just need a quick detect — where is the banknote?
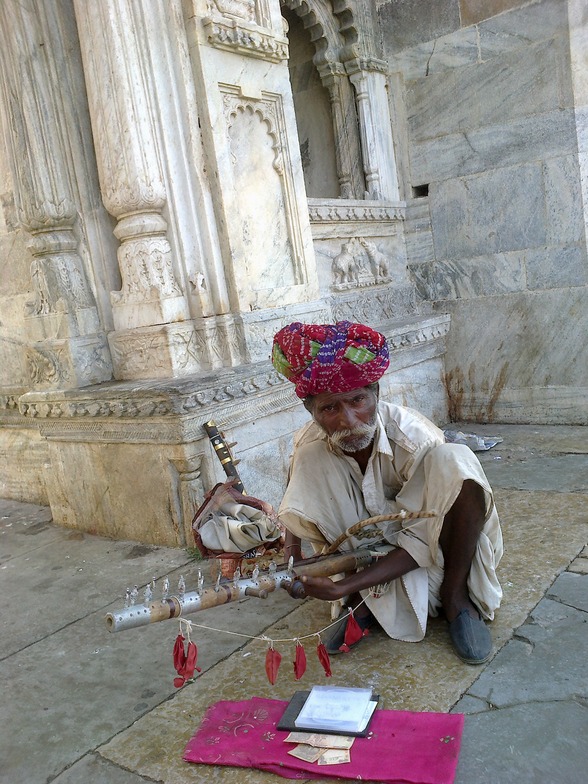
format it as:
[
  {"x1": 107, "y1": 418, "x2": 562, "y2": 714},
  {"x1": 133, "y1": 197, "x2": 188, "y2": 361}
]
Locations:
[
  {"x1": 317, "y1": 748, "x2": 351, "y2": 765},
  {"x1": 284, "y1": 731, "x2": 355, "y2": 749},
  {"x1": 287, "y1": 744, "x2": 323, "y2": 763}
]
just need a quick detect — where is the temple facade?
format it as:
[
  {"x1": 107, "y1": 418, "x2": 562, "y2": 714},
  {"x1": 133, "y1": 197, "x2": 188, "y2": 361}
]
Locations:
[{"x1": 1, "y1": 0, "x2": 586, "y2": 545}]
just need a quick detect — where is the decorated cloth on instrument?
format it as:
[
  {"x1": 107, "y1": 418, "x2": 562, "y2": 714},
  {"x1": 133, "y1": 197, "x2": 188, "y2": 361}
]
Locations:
[
  {"x1": 272, "y1": 321, "x2": 389, "y2": 398},
  {"x1": 183, "y1": 697, "x2": 464, "y2": 783},
  {"x1": 192, "y1": 481, "x2": 283, "y2": 556}
]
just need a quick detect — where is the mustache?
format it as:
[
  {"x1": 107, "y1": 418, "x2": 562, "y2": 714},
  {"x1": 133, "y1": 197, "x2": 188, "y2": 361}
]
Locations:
[{"x1": 327, "y1": 420, "x2": 377, "y2": 450}]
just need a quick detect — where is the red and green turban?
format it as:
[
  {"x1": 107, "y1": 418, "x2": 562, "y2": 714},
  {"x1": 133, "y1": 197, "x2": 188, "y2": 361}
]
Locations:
[{"x1": 272, "y1": 321, "x2": 389, "y2": 399}]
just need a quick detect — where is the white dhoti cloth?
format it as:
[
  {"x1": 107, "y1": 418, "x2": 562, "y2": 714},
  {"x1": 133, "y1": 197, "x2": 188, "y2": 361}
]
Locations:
[{"x1": 279, "y1": 402, "x2": 503, "y2": 642}]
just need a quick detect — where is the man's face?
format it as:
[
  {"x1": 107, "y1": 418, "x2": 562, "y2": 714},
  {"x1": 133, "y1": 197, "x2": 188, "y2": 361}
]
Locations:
[{"x1": 309, "y1": 387, "x2": 378, "y2": 453}]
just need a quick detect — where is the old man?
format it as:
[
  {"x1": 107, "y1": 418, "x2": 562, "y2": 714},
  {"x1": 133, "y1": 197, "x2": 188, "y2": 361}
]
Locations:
[{"x1": 272, "y1": 321, "x2": 503, "y2": 665}]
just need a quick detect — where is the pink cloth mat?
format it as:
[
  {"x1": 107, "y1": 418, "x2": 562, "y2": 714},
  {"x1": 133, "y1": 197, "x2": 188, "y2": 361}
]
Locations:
[{"x1": 183, "y1": 697, "x2": 464, "y2": 783}]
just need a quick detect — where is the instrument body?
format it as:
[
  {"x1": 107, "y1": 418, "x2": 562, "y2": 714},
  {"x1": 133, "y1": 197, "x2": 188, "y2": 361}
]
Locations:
[{"x1": 105, "y1": 549, "x2": 376, "y2": 633}]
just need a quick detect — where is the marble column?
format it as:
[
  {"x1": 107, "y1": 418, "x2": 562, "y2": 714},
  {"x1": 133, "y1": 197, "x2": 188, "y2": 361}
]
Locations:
[
  {"x1": 0, "y1": 0, "x2": 113, "y2": 390},
  {"x1": 319, "y1": 63, "x2": 366, "y2": 199},
  {"x1": 74, "y1": 0, "x2": 204, "y2": 380},
  {"x1": 348, "y1": 61, "x2": 400, "y2": 202}
]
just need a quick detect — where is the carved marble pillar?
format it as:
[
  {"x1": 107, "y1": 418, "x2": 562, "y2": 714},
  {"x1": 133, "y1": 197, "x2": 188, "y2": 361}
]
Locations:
[
  {"x1": 348, "y1": 61, "x2": 400, "y2": 202},
  {"x1": 0, "y1": 0, "x2": 113, "y2": 390},
  {"x1": 184, "y1": 0, "x2": 322, "y2": 361},
  {"x1": 74, "y1": 0, "x2": 203, "y2": 380},
  {"x1": 319, "y1": 64, "x2": 365, "y2": 199}
]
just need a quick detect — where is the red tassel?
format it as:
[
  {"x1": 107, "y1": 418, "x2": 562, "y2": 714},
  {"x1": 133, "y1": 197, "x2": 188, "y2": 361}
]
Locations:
[
  {"x1": 173, "y1": 634, "x2": 201, "y2": 688},
  {"x1": 173, "y1": 634, "x2": 186, "y2": 673},
  {"x1": 316, "y1": 641, "x2": 332, "y2": 677},
  {"x1": 339, "y1": 609, "x2": 369, "y2": 653},
  {"x1": 182, "y1": 641, "x2": 202, "y2": 681},
  {"x1": 293, "y1": 642, "x2": 307, "y2": 680},
  {"x1": 265, "y1": 646, "x2": 282, "y2": 685}
]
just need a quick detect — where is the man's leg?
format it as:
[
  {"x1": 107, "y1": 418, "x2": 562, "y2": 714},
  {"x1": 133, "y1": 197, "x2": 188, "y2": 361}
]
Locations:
[{"x1": 438, "y1": 479, "x2": 492, "y2": 663}]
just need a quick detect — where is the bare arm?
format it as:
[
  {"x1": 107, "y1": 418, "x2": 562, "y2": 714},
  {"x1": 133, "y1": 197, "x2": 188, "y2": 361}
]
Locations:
[
  {"x1": 299, "y1": 547, "x2": 419, "y2": 601},
  {"x1": 283, "y1": 529, "x2": 303, "y2": 563}
]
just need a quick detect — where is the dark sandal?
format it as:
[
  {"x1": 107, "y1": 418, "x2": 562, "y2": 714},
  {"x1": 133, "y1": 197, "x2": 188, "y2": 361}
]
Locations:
[{"x1": 448, "y1": 609, "x2": 492, "y2": 665}]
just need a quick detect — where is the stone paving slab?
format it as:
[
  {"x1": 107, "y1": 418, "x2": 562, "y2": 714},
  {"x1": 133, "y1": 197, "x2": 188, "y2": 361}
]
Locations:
[
  {"x1": 52, "y1": 754, "x2": 153, "y2": 784},
  {"x1": 480, "y1": 454, "x2": 588, "y2": 493},
  {"x1": 453, "y1": 571, "x2": 588, "y2": 783},
  {"x1": 0, "y1": 531, "x2": 193, "y2": 659},
  {"x1": 456, "y1": 423, "x2": 588, "y2": 456},
  {"x1": 0, "y1": 499, "x2": 57, "y2": 564},
  {"x1": 466, "y1": 597, "x2": 588, "y2": 706},
  {"x1": 458, "y1": 423, "x2": 588, "y2": 495},
  {"x1": 455, "y1": 701, "x2": 588, "y2": 784}
]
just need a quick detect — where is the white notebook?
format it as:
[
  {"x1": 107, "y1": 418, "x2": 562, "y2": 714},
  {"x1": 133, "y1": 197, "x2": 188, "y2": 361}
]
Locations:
[{"x1": 294, "y1": 686, "x2": 377, "y2": 734}]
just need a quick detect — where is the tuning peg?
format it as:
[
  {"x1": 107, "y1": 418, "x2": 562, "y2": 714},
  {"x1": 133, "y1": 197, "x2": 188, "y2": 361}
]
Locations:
[
  {"x1": 162, "y1": 576, "x2": 170, "y2": 600},
  {"x1": 178, "y1": 575, "x2": 186, "y2": 598}
]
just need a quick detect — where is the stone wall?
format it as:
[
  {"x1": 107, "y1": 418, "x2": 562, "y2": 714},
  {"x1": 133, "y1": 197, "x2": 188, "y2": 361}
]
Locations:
[
  {"x1": 0, "y1": 0, "x2": 450, "y2": 545},
  {"x1": 379, "y1": 0, "x2": 588, "y2": 424}
]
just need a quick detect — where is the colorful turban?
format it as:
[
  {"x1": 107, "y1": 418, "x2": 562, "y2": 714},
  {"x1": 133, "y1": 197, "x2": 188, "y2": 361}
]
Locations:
[{"x1": 272, "y1": 321, "x2": 389, "y2": 398}]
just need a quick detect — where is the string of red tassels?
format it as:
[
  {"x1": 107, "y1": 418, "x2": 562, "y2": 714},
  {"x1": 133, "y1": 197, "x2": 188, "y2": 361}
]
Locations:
[
  {"x1": 171, "y1": 629, "x2": 333, "y2": 687},
  {"x1": 172, "y1": 632, "x2": 202, "y2": 688}
]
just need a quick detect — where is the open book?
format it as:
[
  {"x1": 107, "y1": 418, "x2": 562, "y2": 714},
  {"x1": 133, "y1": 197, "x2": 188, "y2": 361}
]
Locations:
[{"x1": 292, "y1": 686, "x2": 377, "y2": 735}]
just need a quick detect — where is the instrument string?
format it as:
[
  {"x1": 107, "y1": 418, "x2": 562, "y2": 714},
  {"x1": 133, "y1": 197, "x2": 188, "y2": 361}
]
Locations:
[{"x1": 178, "y1": 592, "x2": 373, "y2": 645}]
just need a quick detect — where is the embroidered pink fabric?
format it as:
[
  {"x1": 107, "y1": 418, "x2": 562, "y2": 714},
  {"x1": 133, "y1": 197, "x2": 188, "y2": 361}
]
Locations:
[{"x1": 183, "y1": 697, "x2": 464, "y2": 784}]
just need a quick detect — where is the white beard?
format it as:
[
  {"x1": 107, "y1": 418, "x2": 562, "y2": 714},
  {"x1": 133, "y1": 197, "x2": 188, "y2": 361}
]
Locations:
[{"x1": 323, "y1": 415, "x2": 377, "y2": 453}]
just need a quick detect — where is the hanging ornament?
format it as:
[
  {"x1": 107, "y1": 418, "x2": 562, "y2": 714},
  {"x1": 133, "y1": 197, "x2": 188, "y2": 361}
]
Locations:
[
  {"x1": 265, "y1": 643, "x2": 282, "y2": 685},
  {"x1": 182, "y1": 641, "x2": 202, "y2": 681},
  {"x1": 293, "y1": 640, "x2": 306, "y2": 681},
  {"x1": 173, "y1": 633, "x2": 187, "y2": 673},
  {"x1": 340, "y1": 608, "x2": 369, "y2": 653},
  {"x1": 173, "y1": 628, "x2": 201, "y2": 688},
  {"x1": 316, "y1": 638, "x2": 332, "y2": 677}
]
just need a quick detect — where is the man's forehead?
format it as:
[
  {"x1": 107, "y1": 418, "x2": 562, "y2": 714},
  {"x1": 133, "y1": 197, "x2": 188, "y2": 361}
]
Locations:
[{"x1": 311, "y1": 387, "x2": 374, "y2": 406}]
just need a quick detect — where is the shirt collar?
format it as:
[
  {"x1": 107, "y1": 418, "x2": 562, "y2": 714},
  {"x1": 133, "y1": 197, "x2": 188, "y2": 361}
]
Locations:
[{"x1": 372, "y1": 411, "x2": 393, "y2": 457}]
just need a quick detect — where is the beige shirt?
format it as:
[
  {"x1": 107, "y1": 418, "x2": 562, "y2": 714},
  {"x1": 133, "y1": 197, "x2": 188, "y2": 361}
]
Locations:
[{"x1": 279, "y1": 402, "x2": 503, "y2": 642}]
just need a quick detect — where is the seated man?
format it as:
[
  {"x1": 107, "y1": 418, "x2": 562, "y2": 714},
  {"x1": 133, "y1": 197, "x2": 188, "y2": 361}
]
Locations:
[{"x1": 272, "y1": 320, "x2": 503, "y2": 665}]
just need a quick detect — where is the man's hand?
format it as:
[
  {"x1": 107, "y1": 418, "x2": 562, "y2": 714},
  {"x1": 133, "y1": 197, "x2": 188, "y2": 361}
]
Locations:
[{"x1": 299, "y1": 574, "x2": 345, "y2": 601}]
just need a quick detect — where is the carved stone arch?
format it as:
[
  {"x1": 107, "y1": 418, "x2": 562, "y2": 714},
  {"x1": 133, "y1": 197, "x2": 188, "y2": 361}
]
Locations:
[
  {"x1": 281, "y1": 0, "x2": 365, "y2": 198},
  {"x1": 281, "y1": 0, "x2": 360, "y2": 63},
  {"x1": 224, "y1": 98, "x2": 283, "y2": 174},
  {"x1": 331, "y1": 0, "x2": 360, "y2": 50}
]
